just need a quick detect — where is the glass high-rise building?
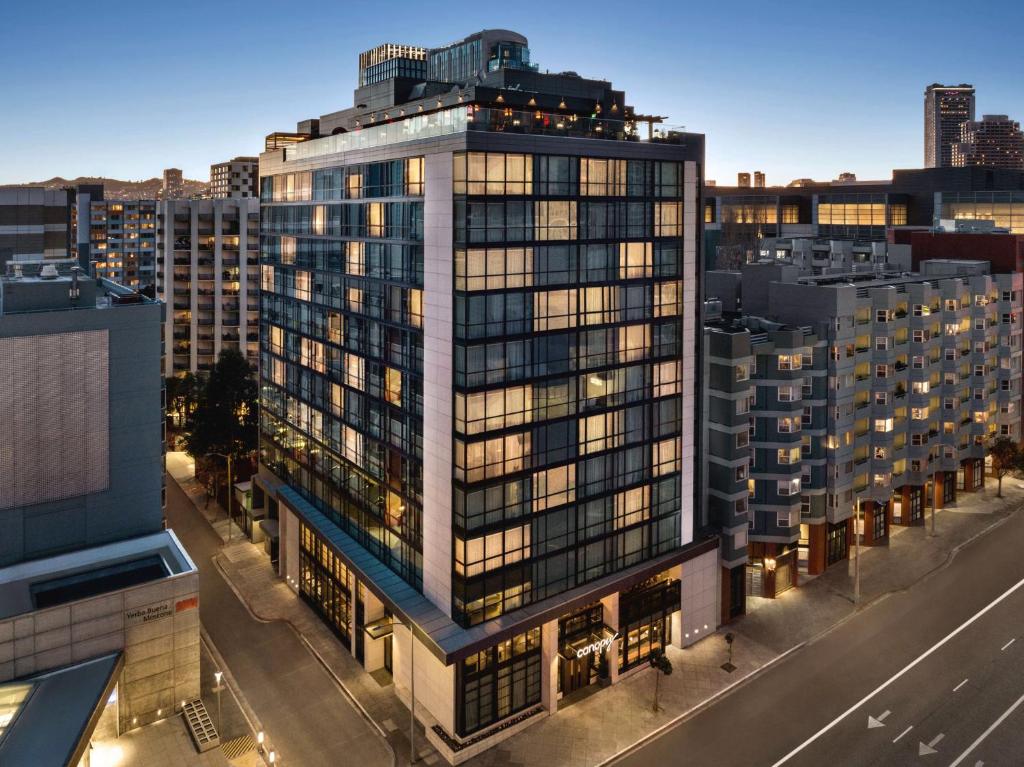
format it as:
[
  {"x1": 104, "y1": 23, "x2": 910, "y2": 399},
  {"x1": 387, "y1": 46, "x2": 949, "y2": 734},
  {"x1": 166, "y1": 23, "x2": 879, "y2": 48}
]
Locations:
[{"x1": 254, "y1": 29, "x2": 712, "y2": 758}]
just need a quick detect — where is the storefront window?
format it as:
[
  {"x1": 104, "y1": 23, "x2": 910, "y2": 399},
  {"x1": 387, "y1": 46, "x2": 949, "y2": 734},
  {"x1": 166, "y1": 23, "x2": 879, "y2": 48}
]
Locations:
[
  {"x1": 458, "y1": 627, "x2": 542, "y2": 736},
  {"x1": 299, "y1": 523, "x2": 352, "y2": 648},
  {"x1": 618, "y1": 577, "x2": 680, "y2": 672}
]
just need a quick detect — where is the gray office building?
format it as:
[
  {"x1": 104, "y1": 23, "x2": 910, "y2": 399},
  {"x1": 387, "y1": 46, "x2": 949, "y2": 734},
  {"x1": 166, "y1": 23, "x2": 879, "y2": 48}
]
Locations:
[
  {"x1": 0, "y1": 263, "x2": 199, "y2": 753},
  {"x1": 255, "y1": 28, "x2": 711, "y2": 762},
  {"x1": 0, "y1": 188, "x2": 72, "y2": 269}
]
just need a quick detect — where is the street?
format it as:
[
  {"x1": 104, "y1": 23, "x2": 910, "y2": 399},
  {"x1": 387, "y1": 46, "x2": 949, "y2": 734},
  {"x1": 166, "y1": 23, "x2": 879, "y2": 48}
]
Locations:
[
  {"x1": 164, "y1": 474, "x2": 393, "y2": 767},
  {"x1": 617, "y1": 503, "x2": 1024, "y2": 767}
]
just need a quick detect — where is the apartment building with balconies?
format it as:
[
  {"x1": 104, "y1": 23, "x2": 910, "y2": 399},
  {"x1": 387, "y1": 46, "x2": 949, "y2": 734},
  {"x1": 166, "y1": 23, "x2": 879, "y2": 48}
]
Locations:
[
  {"x1": 74, "y1": 193, "x2": 158, "y2": 290},
  {"x1": 706, "y1": 256, "x2": 1023, "y2": 619},
  {"x1": 156, "y1": 198, "x2": 259, "y2": 375}
]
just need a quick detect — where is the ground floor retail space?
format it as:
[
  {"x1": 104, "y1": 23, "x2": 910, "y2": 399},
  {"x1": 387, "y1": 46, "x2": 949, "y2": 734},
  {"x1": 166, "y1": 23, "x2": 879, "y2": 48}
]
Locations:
[
  {"x1": 725, "y1": 460, "x2": 989, "y2": 618},
  {"x1": 274, "y1": 487, "x2": 721, "y2": 764}
]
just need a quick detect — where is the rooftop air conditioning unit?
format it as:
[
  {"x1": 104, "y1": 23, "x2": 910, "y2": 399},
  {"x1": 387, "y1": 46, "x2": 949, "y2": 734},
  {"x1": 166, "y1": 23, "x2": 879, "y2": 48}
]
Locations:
[{"x1": 39, "y1": 264, "x2": 59, "y2": 280}]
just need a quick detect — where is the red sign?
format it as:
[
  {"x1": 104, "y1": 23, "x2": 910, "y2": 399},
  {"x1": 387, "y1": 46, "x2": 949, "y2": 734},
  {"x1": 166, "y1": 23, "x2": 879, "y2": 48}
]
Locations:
[{"x1": 175, "y1": 596, "x2": 198, "y2": 612}]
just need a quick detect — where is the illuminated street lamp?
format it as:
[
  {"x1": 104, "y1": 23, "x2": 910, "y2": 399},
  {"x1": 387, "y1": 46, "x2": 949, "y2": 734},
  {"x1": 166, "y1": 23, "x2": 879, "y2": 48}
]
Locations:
[{"x1": 213, "y1": 670, "x2": 224, "y2": 731}]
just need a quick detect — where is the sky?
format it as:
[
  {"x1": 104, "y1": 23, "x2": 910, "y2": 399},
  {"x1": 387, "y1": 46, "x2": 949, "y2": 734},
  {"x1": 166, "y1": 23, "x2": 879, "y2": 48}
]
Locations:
[{"x1": 1, "y1": 0, "x2": 1022, "y2": 186}]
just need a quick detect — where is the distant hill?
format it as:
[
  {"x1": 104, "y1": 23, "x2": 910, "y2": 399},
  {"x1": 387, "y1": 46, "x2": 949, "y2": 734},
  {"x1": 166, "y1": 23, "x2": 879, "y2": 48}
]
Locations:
[{"x1": 0, "y1": 175, "x2": 210, "y2": 200}]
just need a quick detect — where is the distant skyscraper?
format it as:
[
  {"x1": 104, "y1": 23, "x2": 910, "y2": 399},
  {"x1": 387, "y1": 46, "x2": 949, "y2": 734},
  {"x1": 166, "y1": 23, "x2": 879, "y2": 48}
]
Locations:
[
  {"x1": 74, "y1": 196, "x2": 159, "y2": 289},
  {"x1": 210, "y1": 156, "x2": 259, "y2": 198},
  {"x1": 952, "y1": 115, "x2": 1024, "y2": 170},
  {"x1": 737, "y1": 172, "x2": 751, "y2": 187},
  {"x1": 753, "y1": 171, "x2": 766, "y2": 188},
  {"x1": 924, "y1": 83, "x2": 975, "y2": 168},
  {"x1": 162, "y1": 167, "x2": 184, "y2": 199}
]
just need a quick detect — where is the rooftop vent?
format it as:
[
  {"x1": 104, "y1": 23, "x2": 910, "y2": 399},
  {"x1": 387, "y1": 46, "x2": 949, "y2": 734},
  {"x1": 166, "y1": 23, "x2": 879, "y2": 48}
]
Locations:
[{"x1": 39, "y1": 264, "x2": 59, "y2": 280}]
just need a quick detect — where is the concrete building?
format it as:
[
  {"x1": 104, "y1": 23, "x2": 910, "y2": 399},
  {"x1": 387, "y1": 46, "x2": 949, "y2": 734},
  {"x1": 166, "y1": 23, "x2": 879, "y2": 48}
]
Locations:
[
  {"x1": 702, "y1": 166, "x2": 1024, "y2": 270},
  {"x1": 74, "y1": 194, "x2": 159, "y2": 290},
  {"x1": 0, "y1": 263, "x2": 200, "y2": 749},
  {"x1": 925, "y1": 83, "x2": 975, "y2": 168},
  {"x1": 953, "y1": 115, "x2": 1024, "y2": 171},
  {"x1": 156, "y1": 197, "x2": 260, "y2": 375},
  {"x1": 705, "y1": 256, "x2": 1022, "y2": 618},
  {"x1": 161, "y1": 168, "x2": 183, "y2": 199},
  {"x1": 253, "y1": 28, "x2": 710, "y2": 763},
  {"x1": 210, "y1": 156, "x2": 259, "y2": 199},
  {"x1": 0, "y1": 187, "x2": 72, "y2": 269}
]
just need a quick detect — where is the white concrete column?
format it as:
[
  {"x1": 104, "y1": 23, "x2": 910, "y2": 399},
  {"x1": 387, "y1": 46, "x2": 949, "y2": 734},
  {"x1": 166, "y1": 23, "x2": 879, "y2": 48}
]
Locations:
[
  {"x1": 421, "y1": 151, "x2": 454, "y2": 615},
  {"x1": 601, "y1": 592, "x2": 620, "y2": 683},
  {"x1": 540, "y1": 619, "x2": 558, "y2": 714}
]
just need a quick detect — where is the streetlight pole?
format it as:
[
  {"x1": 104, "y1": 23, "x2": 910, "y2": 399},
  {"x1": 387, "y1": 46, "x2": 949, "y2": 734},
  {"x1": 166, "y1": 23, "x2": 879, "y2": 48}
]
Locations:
[
  {"x1": 210, "y1": 452, "x2": 234, "y2": 543},
  {"x1": 213, "y1": 670, "x2": 224, "y2": 732},
  {"x1": 853, "y1": 500, "x2": 862, "y2": 605},
  {"x1": 409, "y1": 622, "x2": 417, "y2": 764}
]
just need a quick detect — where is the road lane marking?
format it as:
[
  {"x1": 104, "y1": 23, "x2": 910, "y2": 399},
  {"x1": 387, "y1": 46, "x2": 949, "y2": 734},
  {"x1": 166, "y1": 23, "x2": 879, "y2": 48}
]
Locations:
[
  {"x1": 769, "y1": 574, "x2": 1024, "y2": 766},
  {"x1": 954, "y1": 678, "x2": 970, "y2": 692},
  {"x1": 918, "y1": 733, "x2": 943, "y2": 756},
  {"x1": 1000, "y1": 638, "x2": 1015, "y2": 651},
  {"x1": 868, "y1": 710, "x2": 890, "y2": 728},
  {"x1": 893, "y1": 725, "x2": 913, "y2": 743},
  {"x1": 948, "y1": 690, "x2": 1024, "y2": 767}
]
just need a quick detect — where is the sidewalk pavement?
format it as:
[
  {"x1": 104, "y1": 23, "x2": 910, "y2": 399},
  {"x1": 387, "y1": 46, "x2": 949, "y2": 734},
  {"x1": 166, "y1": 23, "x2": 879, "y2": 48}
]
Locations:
[{"x1": 168, "y1": 452, "x2": 1024, "y2": 767}]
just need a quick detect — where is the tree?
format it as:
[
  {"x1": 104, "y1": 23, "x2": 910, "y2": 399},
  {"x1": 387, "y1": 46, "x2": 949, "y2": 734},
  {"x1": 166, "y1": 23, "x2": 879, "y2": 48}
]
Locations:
[
  {"x1": 989, "y1": 437, "x2": 1019, "y2": 498},
  {"x1": 165, "y1": 372, "x2": 201, "y2": 429},
  {"x1": 183, "y1": 349, "x2": 258, "y2": 464},
  {"x1": 649, "y1": 649, "x2": 673, "y2": 712}
]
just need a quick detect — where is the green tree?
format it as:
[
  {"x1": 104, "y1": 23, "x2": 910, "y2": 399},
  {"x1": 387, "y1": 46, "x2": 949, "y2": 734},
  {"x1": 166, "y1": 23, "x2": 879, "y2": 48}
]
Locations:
[
  {"x1": 989, "y1": 437, "x2": 1019, "y2": 499},
  {"x1": 184, "y1": 349, "x2": 258, "y2": 463},
  {"x1": 165, "y1": 372, "x2": 201, "y2": 428},
  {"x1": 649, "y1": 649, "x2": 673, "y2": 712}
]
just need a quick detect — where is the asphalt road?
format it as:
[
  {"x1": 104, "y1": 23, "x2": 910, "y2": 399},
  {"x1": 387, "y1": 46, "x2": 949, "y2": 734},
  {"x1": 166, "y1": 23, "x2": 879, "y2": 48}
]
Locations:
[
  {"x1": 165, "y1": 475, "x2": 393, "y2": 767},
  {"x1": 617, "y1": 506, "x2": 1024, "y2": 767}
]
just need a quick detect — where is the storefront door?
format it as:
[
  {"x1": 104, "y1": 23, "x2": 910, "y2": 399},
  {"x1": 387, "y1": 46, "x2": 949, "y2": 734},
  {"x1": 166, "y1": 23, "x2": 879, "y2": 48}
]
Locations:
[{"x1": 560, "y1": 654, "x2": 593, "y2": 696}]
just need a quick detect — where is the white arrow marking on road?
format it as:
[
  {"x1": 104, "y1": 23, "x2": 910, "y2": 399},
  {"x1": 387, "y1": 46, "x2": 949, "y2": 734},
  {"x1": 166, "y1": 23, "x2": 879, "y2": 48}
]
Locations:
[
  {"x1": 918, "y1": 733, "x2": 944, "y2": 756},
  {"x1": 893, "y1": 725, "x2": 913, "y2": 743},
  {"x1": 770, "y1": 576, "x2": 1024, "y2": 767},
  {"x1": 1001, "y1": 638, "x2": 1015, "y2": 651},
  {"x1": 867, "y1": 710, "x2": 890, "y2": 728},
  {"x1": 954, "y1": 678, "x2": 969, "y2": 692}
]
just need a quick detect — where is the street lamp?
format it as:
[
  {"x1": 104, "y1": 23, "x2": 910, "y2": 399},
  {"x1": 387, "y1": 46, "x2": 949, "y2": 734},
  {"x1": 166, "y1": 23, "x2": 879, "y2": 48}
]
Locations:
[
  {"x1": 213, "y1": 670, "x2": 224, "y2": 731},
  {"x1": 268, "y1": 750, "x2": 276, "y2": 765},
  {"x1": 210, "y1": 452, "x2": 233, "y2": 543},
  {"x1": 257, "y1": 730, "x2": 264, "y2": 754},
  {"x1": 853, "y1": 500, "x2": 862, "y2": 605}
]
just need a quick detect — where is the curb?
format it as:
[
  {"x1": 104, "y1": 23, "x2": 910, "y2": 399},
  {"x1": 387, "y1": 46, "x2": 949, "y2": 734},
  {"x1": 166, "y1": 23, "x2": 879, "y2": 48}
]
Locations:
[
  {"x1": 171, "y1": 470, "x2": 399, "y2": 766},
  {"x1": 200, "y1": 628, "x2": 270, "y2": 763},
  {"x1": 211, "y1": 554, "x2": 401, "y2": 767},
  {"x1": 595, "y1": 641, "x2": 806, "y2": 766}
]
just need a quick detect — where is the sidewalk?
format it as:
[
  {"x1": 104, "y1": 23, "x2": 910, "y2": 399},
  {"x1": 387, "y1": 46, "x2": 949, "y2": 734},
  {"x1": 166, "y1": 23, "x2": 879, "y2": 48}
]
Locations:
[
  {"x1": 169, "y1": 453, "x2": 1024, "y2": 767},
  {"x1": 737, "y1": 477, "x2": 1024, "y2": 653}
]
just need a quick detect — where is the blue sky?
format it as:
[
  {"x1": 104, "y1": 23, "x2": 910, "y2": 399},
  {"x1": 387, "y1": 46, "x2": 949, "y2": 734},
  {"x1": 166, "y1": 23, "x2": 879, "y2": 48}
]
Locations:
[{"x1": 1, "y1": 0, "x2": 1021, "y2": 185}]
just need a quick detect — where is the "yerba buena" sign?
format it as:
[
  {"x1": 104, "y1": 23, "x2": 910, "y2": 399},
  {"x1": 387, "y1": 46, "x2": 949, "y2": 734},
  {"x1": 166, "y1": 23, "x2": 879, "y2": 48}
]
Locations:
[
  {"x1": 125, "y1": 599, "x2": 173, "y2": 627},
  {"x1": 575, "y1": 632, "x2": 619, "y2": 659}
]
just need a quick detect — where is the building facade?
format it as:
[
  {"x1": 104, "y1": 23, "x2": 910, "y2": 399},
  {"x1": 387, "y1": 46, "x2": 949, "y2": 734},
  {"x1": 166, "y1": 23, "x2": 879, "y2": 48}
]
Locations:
[
  {"x1": 210, "y1": 157, "x2": 260, "y2": 199},
  {"x1": 953, "y1": 115, "x2": 1024, "y2": 171},
  {"x1": 0, "y1": 264, "x2": 198, "y2": 737},
  {"x1": 705, "y1": 257, "x2": 1023, "y2": 618},
  {"x1": 925, "y1": 83, "x2": 975, "y2": 168},
  {"x1": 156, "y1": 198, "x2": 260, "y2": 375},
  {"x1": 253, "y1": 29, "x2": 712, "y2": 762},
  {"x1": 75, "y1": 197, "x2": 159, "y2": 290},
  {"x1": 0, "y1": 188, "x2": 71, "y2": 269},
  {"x1": 161, "y1": 168, "x2": 183, "y2": 199}
]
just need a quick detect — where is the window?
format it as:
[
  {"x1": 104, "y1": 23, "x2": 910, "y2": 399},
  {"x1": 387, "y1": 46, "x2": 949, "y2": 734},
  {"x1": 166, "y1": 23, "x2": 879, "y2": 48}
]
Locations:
[
  {"x1": 912, "y1": 355, "x2": 926, "y2": 369},
  {"x1": 876, "y1": 309, "x2": 891, "y2": 323},
  {"x1": 778, "y1": 384, "x2": 799, "y2": 402},
  {"x1": 875, "y1": 391, "x2": 888, "y2": 405},
  {"x1": 911, "y1": 407, "x2": 929, "y2": 420},
  {"x1": 735, "y1": 363, "x2": 750, "y2": 382},
  {"x1": 874, "y1": 418, "x2": 894, "y2": 433},
  {"x1": 534, "y1": 201, "x2": 577, "y2": 240},
  {"x1": 777, "y1": 447, "x2": 801, "y2": 465},
  {"x1": 778, "y1": 354, "x2": 802, "y2": 371},
  {"x1": 777, "y1": 478, "x2": 801, "y2": 497},
  {"x1": 778, "y1": 416, "x2": 801, "y2": 433},
  {"x1": 876, "y1": 337, "x2": 891, "y2": 351},
  {"x1": 458, "y1": 628, "x2": 541, "y2": 736}
]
